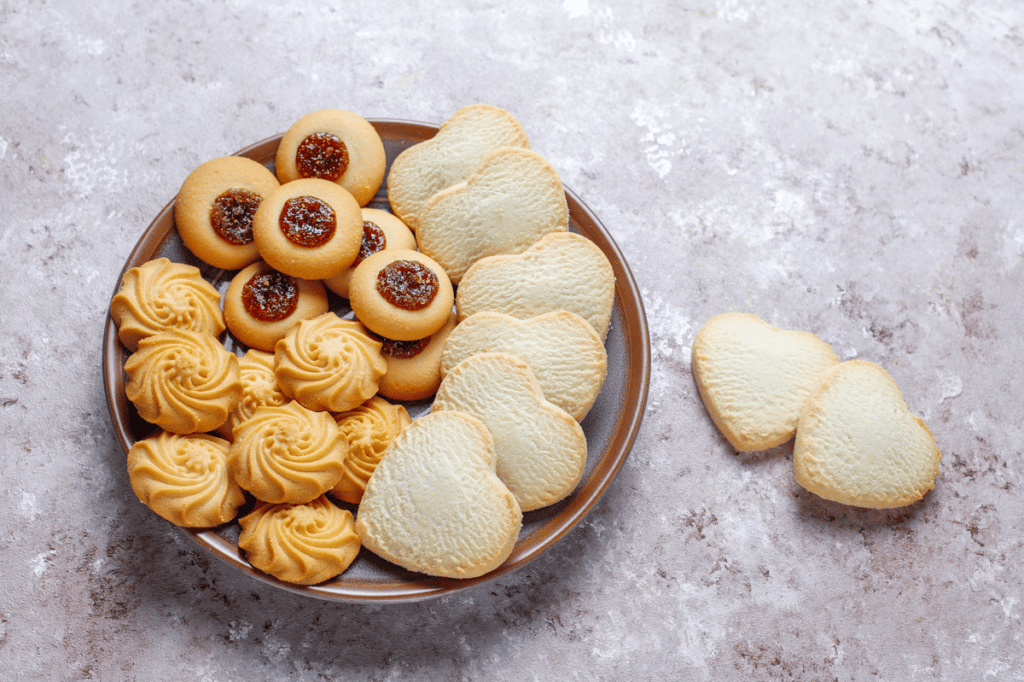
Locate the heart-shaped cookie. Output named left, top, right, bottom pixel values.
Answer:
left=456, top=232, right=616, bottom=339
left=793, top=360, right=941, bottom=508
left=691, top=313, right=839, bottom=451
left=386, top=104, right=530, bottom=230
left=433, top=353, right=588, bottom=512
left=439, top=311, right=607, bottom=421
left=415, top=147, right=569, bottom=283
left=354, top=411, right=522, bottom=579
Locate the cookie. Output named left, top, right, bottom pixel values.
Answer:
left=415, top=147, right=569, bottom=283
left=456, top=232, right=616, bottom=339
left=355, top=411, right=522, bottom=579
left=274, top=108, right=386, bottom=207
left=110, top=257, right=225, bottom=352
left=124, top=329, right=241, bottom=435
left=323, top=208, right=417, bottom=298
left=793, top=360, right=941, bottom=509
left=127, top=431, right=245, bottom=528
left=252, top=177, right=363, bottom=280
left=691, top=313, right=840, bottom=452
left=377, top=311, right=457, bottom=403
left=387, top=103, right=530, bottom=230
left=273, top=312, right=387, bottom=413
left=433, top=353, right=588, bottom=512
left=238, top=495, right=361, bottom=585
left=439, top=311, right=607, bottom=421
left=215, top=349, right=289, bottom=440
left=331, top=396, right=411, bottom=505
left=347, top=248, right=454, bottom=341
left=229, top=400, right=347, bottom=504
left=174, top=155, right=280, bottom=270
left=222, top=261, right=329, bottom=352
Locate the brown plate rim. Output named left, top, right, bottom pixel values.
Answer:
left=102, top=119, right=651, bottom=603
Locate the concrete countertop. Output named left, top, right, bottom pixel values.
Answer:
left=1, top=1, right=1022, bottom=680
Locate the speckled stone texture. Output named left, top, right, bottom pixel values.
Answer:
left=2, top=1, right=1023, bottom=680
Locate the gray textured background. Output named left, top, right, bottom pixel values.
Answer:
left=2, top=1, right=1022, bottom=680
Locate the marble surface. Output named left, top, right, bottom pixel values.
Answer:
left=2, top=1, right=1022, bottom=679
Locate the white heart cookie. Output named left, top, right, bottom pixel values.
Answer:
left=691, top=312, right=839, bottom=451
left=793, top=360, right=941, bottom=509
left=354, top=411, right=522, bottom=579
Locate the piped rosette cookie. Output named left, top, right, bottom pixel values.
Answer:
left=110, top=257, right=225, bottom=352
left=223, top=261, right=328, bottom=352
left=228, top=401, right=347, bottom=505
left=215, top=349, right=289, bottom=441
left=274, top=312, right=387, bottom=413
left=124, top=329, right=241, bottom=434
left=331, top=396, right=412, bottom=505
left=127, top=431, right=246, bottom=528
left=238, top=495, right=361, bottom=585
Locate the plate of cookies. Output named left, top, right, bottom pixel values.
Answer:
left=103, top=105, right=650, bottom=602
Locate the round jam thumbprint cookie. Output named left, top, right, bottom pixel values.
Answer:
left=323, top=208, right=417, bottom=298
left=223, top=261, right=329, bottom=352
left=275, top=109, right=386, bottom=207
left=174, top=156, right=280, bottom=270
left=377, top=311, right=457, bottom=403
left=348, top=249, right=454, bottom=341
left=251, top=177, right=363, bottom=280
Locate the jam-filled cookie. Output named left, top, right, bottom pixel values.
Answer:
left=323, top=208, right=417, bottom=299
left=124, top=329, right=242, bottom=434
left=127, top=431, right=246, bottom=528
left=275, top=109, right=386, bottom=207
left=377, top=311, right=457, bottom=402
left=252, top=178, right=363, bottom=280
left=238, top=495, right=361, bottom=585
left=223, top=261, right=328, bottom=352
left=174, top=156, right=280, bottom=270
left=348, top=249, right=454, bottom=341
left=110, top=257, right=225, bottom=352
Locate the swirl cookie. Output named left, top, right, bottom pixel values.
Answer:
left=323, top=208, right=417, bottom=299
left=238, top=495, right=361, bottom=585
left=415, top=147, right=569, bottom=284
left=174, top=156, right=280, bottom=270
left=110, top=257, right=225, bottom=352
left=331, top=396, right=412, bottom=505
left=124, top=329, right=241, bottom=434
left=377, top=311, right=457, bottom=403
left=387, top=104, right=530, bottom=230
left=275, top=109, right=386, bottom=207
left=347, top=249, right=454, bottom=341
left=127, top=431, right=246, bottom=528
left=229, top=400, right=347, bottom=504
left=215, top=349, right=289, bottom=440
left=274, top=312, right=387, bottom=413
left=223, top=261, right=329, bottom=352
left=252, top=178, right=363, bottom=280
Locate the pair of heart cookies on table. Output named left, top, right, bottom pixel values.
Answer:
left=692, top=313, right=941, bottom=509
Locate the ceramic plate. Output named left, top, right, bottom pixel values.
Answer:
left=102, top=119, right=650, bottom=602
